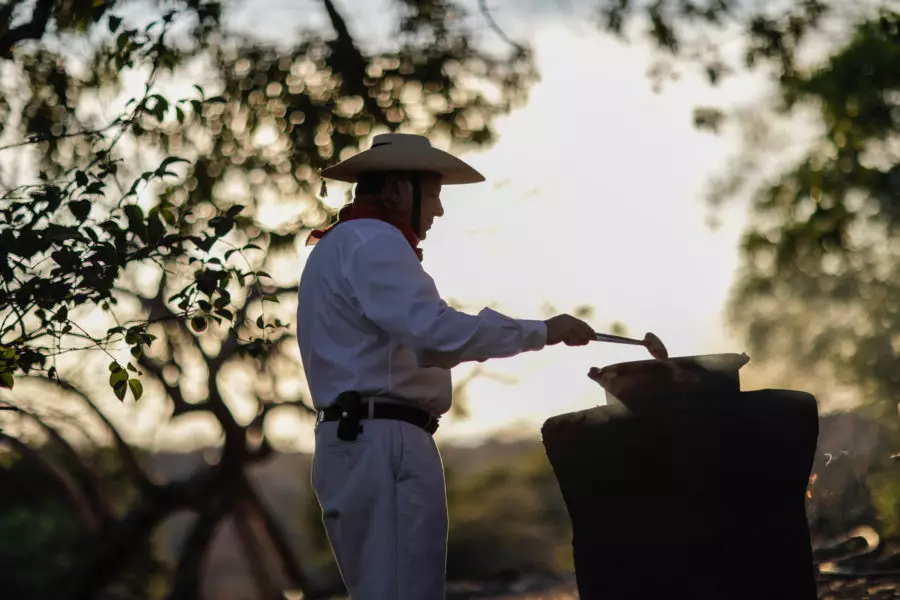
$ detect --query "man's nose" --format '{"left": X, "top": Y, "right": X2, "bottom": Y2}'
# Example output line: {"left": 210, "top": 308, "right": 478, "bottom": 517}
{"left": 435, "top": 200, "right": 444, "bottom": 217}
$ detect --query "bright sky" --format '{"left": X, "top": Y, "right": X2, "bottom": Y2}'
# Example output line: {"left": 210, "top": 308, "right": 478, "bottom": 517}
{"left": 3, "top": 0, "right": 805, "bottom": 453}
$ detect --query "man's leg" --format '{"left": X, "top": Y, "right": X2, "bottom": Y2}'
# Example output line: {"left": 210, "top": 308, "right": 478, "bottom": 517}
{"left": 311, "top": 420, "right": 400, "bottom": 599}
{"left": 395, "top": 423, "right": 449, "bottom": 600}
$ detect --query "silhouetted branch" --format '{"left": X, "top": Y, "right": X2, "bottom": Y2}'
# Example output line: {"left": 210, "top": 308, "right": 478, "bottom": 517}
{"left": 0, "top": 121, "right": 120, "bottom": 152}
{"left": 1, "top": 397, "right": 113, "bottom": 524}
{"left": 165, "top": 496, "right": 233, "bottom": 600}
{"left": 241, "top": 477, "right": 311, "bottom": 591}
{"left": 0, "top": 0, "right": 56, "bottom": 59}
{"left": 52, "top": 378, "right": 158, "bottom": 494}
{"left": 62, "top": 463, "right": 224, "bottom": 600}
{"left": 138, "top": 351, "right": 208, "bottom": 417}
{"left": 0, "top": 431, "right": 100, "bottom": 530}
{"left": 234, "top": 500, "right": 280, "bottom": 599}
{"left": 320, "top": 0, "right": 391, "bottom": 124}
{"left": 478, "top": 0, "right": 526, "bottom": 52}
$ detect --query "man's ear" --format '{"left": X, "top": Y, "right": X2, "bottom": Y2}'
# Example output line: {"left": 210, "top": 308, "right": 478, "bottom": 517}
{"left": 384, "top": 174, "right": 412, "bottom": 211}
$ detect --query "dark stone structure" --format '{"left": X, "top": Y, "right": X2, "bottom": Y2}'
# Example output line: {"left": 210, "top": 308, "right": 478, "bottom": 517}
{"left": 542, "top": 388, "right": 819, "bottom": 599}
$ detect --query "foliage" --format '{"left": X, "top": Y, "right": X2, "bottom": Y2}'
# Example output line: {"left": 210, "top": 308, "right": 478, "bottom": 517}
{"left": 0, "top": 0, "right": 538, "bottom": 596}
{"left": 598, "top": 1, "right": 900, "bottom": 415}
{"left": 445, "top": 445, "right": 572, "bottom": 580}
{"left": 0, "top": 443, "right": 168, "bottom": 599}
{"left": 722, "top": 9, "right": 900, "bottom": 418}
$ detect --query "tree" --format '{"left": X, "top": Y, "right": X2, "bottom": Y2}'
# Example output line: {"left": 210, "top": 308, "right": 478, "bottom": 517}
{"left": 595, "top": 0, "right": 899, "bottom": 415}
{"left": 0, "top": 0, "right": 538, "bottom": 596}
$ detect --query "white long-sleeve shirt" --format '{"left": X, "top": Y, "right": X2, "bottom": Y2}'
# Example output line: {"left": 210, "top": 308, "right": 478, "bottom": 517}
{"left": 296, "top": 219, "right": 547, "bottom": 416}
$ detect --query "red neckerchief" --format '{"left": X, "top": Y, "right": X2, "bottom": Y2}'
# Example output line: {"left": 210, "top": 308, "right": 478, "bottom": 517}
{"left": 306, "top": 202, "right": 423, "bottom": 261}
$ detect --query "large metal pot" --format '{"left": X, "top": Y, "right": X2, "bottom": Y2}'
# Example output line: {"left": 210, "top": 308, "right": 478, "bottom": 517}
{"left": 589, "top": 353, "right": 751, "bottom": 409}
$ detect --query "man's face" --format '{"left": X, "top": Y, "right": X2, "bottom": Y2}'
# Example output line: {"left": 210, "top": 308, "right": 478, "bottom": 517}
{"left": 385, "top": 172, "right": 444, "bottom": 239}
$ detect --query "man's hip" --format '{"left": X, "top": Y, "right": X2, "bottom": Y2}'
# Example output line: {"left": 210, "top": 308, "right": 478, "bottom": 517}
{"left": 315, "top": 391, "right": 440, "bottom": 440}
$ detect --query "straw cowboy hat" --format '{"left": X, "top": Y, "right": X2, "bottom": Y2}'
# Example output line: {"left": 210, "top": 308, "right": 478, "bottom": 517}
{"left": 321, "top": 133, "right": 485, "bottom": 185}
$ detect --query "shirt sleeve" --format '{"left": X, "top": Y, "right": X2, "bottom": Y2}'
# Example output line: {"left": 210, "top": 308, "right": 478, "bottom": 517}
{"left": 344, "top": 231, "right": 547, "bottom": 368}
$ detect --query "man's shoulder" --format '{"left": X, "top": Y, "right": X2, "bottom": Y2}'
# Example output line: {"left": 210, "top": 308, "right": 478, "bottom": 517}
{"left": 325, "top": 219, "right": 406, "bottom": 249}
{"left": 309, "top": 220, "right": 406, "bottom": 263}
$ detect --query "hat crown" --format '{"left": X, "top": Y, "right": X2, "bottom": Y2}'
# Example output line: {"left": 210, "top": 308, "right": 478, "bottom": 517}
{"left": 371, "top": 133, "right": 432, "bottom": 149}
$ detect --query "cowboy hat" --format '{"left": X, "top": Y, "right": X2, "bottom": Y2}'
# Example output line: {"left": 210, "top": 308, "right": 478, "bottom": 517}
{"left": 320, "top": 133, "right": 485, "bottom": 185}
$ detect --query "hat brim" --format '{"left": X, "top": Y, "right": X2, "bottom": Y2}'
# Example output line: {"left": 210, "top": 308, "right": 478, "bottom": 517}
{"left": 321, "top": 145, "right": 485, "bottom": 185}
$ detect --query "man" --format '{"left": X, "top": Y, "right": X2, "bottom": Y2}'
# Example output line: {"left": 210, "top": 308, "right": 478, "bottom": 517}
{"left": 296, "top": 133, "right": 595, "bottom": 599}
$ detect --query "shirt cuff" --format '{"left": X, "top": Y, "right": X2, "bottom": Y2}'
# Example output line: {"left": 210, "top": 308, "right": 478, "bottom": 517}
{"left": 518, "top": 319, "right": 547, "bottom": 352}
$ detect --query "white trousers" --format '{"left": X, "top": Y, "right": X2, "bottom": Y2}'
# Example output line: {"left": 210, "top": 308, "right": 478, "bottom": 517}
{"left": 312, "top": 418, "right": 449, "bottom": 600}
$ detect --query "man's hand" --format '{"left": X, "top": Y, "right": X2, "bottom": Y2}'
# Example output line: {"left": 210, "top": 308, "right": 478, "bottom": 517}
{"left": 544, "top": 314, "right": 595, "bottom": 347}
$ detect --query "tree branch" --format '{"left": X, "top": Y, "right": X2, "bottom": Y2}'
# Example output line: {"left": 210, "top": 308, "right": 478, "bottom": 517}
{"left": 61, "top": 463, "right": 225, "bottom": 600}
{"left": 0, "top": 431, "right": 100, "bottom": 531}
{"left": 1, "top": 397, "right": 113, "bottom": 525}
{"left": 0, "top": 0, "right": 56, "bottom": 59}
{"left": 240, "top": 476, "right": 311, "bottom": 592}
{"left": 478, "top": 0, "right": 526, "bottom": 53}
{"left": 234, "top": 499, "right": 280, "bottom": 599}
{"left": 138, "top": 351, "right": 207, "bottom": 417}
{"left": 165, "top": 495, "right": 233, "bottom": 600}
{"left": 320, "top": 0, "right": 391, "bottom": 125}
{"left": 52, "top": 378, "right": 158, "bottom": 495}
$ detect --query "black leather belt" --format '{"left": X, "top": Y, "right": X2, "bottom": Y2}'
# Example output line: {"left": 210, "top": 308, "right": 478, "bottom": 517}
{"left": 317, "top": 400, "right": 440, "bottom": 436}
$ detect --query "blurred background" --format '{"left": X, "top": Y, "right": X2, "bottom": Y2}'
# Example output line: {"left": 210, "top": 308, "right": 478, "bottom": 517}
{"left": 0, "top": 0, "right": 898, "bottom": 598}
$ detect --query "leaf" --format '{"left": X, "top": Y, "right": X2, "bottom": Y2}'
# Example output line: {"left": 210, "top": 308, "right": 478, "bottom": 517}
{"left": 75, "top": 170, "right": 88, "bottom": 187}
{"left": 85, "top": 181, "right": 105, "bottom": 195}
{"left": 128, "top": 378, "right": 143, "bottom": 401}
{"left": 109, "top": 367, "right": 128, "bottom": 391}
{"left": 209, "top": 216, "right": 234, "bottom": 237}
{"left": 113, "top": 379, "right": 128, "bottom": 401}
{"left": 160, "top": 207, "right": 177, "bottom": 226}
{"left": 158, "top": 156, "right": 189, "bottom": 172}
{"left": 256, "top": 271, "right": 273, "bottom": 280}
{"left": 124, "top": 204, "right": 144, "bottom": 228}
{"left": 69, "top": 200, "right": 91, "bottom": 221}
{"left": 108, "top": 15, "right": 123, "bottom": 33}
{"left": 256, "top": 316, "right": 265, "bottom": 328}
{"left": 227, "top": 205, "right": 245, "bottom": 218}
{"left": 213, "top": 293, "right": 230, "bottom": 309}
{"left": 215, "top": 308, "right": 233, "bottom": 320}
{"left": 146, "top": 95, "right": 169, "bottom": 122}
{"left": 0, "top": 372, "right": 13, "bottom": 389}
{"left": 263, "top": 295, "right": 280, "bottom": 303}
{"left": 116, "top": 32, "right": 129, "bottom": 51}
{"left": 54, "top": 305, "right": 68, "bottom": 323}
{"left": 109, "top": 361, "right": 121, "bottom": 372}
{"left": 198, "top": 300, "right": 212, "bottom": 312}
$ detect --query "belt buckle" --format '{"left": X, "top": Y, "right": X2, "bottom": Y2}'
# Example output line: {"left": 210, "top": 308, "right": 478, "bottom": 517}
{"left": 316, "top": 410, "right": 325, "bottom": 427}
